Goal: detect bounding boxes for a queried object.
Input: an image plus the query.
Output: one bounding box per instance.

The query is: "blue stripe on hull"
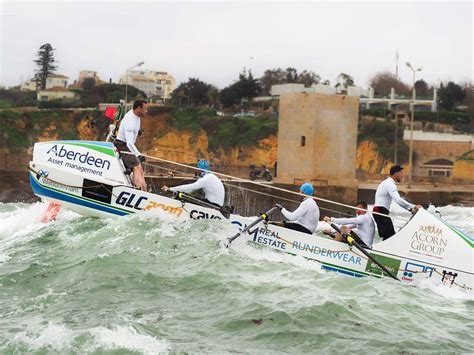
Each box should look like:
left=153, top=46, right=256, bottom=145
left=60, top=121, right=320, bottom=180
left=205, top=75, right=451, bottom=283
left=29, top=173, right=129, bottom=217
left=321, top=264, right=365, bottom=278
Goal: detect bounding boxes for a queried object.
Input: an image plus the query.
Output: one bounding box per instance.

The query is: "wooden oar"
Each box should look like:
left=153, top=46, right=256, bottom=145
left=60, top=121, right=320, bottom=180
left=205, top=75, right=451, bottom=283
left=174, top=192, right=231, bottom=219
left=330, top=223, right=400, bottom=281
left=225, top=206, right=278, bottom=247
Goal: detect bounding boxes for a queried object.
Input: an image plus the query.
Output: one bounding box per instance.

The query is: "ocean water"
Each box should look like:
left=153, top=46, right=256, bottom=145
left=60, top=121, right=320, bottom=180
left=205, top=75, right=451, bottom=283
left=0, top=202, right=473, bottom=353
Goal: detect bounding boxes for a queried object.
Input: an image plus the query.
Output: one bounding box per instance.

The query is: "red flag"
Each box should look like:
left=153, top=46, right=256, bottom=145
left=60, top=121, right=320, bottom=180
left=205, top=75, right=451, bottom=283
left=104, top=106, right=117, bottom=121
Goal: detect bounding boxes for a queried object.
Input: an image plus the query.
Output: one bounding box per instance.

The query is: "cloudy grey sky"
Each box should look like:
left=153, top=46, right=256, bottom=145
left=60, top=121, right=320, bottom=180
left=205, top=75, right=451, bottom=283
left=0, top=0, right=472, bottom=89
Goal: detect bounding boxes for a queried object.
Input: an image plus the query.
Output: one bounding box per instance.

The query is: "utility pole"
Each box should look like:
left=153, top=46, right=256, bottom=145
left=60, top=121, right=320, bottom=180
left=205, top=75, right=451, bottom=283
left=406, top=62, right=422, bottom=187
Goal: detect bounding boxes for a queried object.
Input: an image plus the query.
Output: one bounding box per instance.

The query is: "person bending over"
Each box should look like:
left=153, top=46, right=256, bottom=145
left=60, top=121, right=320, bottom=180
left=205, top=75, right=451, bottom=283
left=162, top=159, right=225, bottom=207
left=323, top=200, right=375, bottom=248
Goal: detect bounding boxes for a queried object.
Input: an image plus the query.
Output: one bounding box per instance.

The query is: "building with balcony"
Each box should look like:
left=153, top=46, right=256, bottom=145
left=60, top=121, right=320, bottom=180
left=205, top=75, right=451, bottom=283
left=119, top=69, right=176, bottom=101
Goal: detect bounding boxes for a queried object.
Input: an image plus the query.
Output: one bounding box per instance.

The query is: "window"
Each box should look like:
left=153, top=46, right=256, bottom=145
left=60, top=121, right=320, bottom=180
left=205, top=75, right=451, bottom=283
left=301, top=136, right=306, bottom=147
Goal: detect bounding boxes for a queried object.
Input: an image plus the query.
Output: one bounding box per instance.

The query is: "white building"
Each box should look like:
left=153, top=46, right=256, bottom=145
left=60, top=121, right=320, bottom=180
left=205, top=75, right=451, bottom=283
left=45, top=74, right=68, bottom=89
left=119, top=69, right=176, bottom=101
left=20, top=79, right=37, bottom=91
left=37, top=87, right=76, bottom=101
left=149, top=71, right=176, bottom=100
left=21, top=74, right=69, bottom=91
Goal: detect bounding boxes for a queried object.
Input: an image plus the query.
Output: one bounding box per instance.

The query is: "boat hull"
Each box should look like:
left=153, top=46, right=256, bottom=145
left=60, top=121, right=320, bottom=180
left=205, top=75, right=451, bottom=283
left=28, top=140, right=473, bottom=293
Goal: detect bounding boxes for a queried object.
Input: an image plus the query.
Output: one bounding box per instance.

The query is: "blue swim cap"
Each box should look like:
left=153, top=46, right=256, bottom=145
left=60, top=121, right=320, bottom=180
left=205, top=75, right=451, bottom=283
left=197, top=159, right=210, bottom=171
left=300, top=182, right=314, bottom=196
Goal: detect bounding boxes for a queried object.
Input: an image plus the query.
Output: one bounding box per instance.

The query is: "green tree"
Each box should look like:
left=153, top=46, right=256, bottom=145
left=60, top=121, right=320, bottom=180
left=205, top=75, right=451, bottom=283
left=81, top=77, right=96, bottom=91
left=297, top=70, right=320, bottom=87
left=260, top=68, right=286, bottom=95
left=219, top=69, right=261, bottom=108
left=438, top=81, right=466, bottom=111
left=335, top=73, right=355, bottom=89
left=260, top=67, right=320, bottom=95
left=33, top=43, right=58, bottom=90
left=414, top=79, right=430, bottom=98
left=284, top=67, right=298, bottom=83
left=79, top=84, right=145, bottom=107
left=171, top=78, right=211, bottom=107
left=207, top=85, right=220, bottom=108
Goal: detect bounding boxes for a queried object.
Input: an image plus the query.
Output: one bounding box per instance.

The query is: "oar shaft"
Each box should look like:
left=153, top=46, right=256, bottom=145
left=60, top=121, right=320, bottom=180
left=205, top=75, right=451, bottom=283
left=330, top=223, right=399, bottom=281
left=227, top=206, right=278, bottom=245
left=347, top=236, right=399, bottom=281
left=228, top=217, right=263, bottom=243
left=173, top=192, right=231, bottom=219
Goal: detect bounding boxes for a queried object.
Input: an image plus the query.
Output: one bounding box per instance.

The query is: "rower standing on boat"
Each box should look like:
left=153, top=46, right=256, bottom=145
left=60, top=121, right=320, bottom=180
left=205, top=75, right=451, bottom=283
left=274, top=183, right=319, bottom=235
left=373, top=165, right=422, bottom=240
left=114, top=100, right=148, bottom=191
left=162, top=159, right=225, bottom=207
left=322, top=200, right=375, bottom=248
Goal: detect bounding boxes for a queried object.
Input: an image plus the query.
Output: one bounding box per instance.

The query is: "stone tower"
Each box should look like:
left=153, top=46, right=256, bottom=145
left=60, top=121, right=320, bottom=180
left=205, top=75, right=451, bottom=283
left=276, top=93, right=359, bottom=187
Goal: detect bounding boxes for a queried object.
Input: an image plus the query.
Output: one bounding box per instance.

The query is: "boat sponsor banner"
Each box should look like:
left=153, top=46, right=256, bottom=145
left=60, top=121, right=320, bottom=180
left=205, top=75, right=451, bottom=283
left=46, top=144, right=111, bottom=177
left=409, top=225, right=448, bottom=260
left=115, top=191, right=149, bottom=210
left=365, top=254, right=401, bottom=277
left=291, top=240, right=363, bottom=265
left=82, top=179, right=112, bottom=204
left=144, top=201, right=184, bottom=217
left=252, top=227, right=287, bottom=250
left=42, top=176, right=81, bottom=194
left=400, top=261, right=434, bottom=282
left=33, top=141, right=126, bottom=184
left=248, top=227, right=363, bottom=266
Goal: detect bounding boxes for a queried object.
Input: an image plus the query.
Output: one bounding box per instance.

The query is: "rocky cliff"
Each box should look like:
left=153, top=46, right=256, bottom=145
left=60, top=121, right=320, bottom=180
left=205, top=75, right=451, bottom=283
left=356, top=140, right=393, bottom=175
left=0, top=109, right=279, bottom=171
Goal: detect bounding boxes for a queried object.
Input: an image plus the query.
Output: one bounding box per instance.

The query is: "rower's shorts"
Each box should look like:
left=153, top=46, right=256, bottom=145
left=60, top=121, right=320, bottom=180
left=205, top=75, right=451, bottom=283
left=283, top=221, right=312, bottom=235
left=114, top=140, right=141, bottom=169
left=373, top=206, right=395, bottom=240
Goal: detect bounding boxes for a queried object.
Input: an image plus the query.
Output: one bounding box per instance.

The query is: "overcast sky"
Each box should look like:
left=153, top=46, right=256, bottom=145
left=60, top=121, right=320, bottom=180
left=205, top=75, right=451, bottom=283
left=0, top=0, right=472, bottom=89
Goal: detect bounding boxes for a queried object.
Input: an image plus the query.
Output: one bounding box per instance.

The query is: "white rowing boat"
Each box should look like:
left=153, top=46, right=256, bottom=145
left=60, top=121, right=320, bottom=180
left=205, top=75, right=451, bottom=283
left=28, top=140, right=474, bottom=292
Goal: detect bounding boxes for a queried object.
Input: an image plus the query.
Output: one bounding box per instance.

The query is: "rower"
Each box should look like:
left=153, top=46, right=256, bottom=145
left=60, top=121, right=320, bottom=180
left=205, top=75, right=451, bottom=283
left=162, top=159, right=225, bottom=208
left=274, top=182, right=319, bottom=235
left=373, top=165, right=422, bottom=240
left=323, top=200, right=375, bottom=248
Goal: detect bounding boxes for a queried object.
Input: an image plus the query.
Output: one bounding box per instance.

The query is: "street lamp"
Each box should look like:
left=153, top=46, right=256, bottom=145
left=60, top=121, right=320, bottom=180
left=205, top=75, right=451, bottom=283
left=405, top=62, right=422, bottom=187
left=125, top=61, right=144, bottom=105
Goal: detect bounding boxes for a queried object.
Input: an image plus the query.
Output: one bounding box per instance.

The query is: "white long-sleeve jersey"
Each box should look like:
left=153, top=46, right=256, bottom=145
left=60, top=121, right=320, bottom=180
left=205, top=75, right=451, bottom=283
left=170, top=173, right=225, bottom=206
left=331, top=213, right=376, bottom=247
left=281, top=198, right=319, bottom=233
left=374, top=177, right=415, bottom=211
left=116, top=110, right=141, bottom=156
